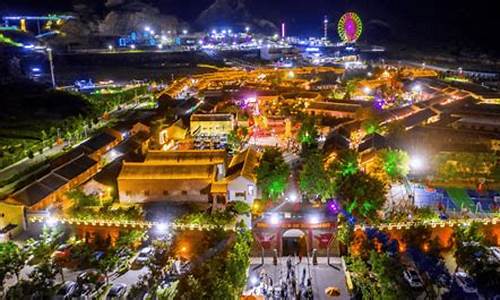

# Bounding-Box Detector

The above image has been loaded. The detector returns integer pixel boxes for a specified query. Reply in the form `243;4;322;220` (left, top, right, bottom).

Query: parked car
454;272;478;294
77;270;106;288
403;268;424;288
52;244;73;261
131;247;152;269
72;283;93;299
489;247;500;262
55;281;77;300
106;283;127;299
92;251;105;262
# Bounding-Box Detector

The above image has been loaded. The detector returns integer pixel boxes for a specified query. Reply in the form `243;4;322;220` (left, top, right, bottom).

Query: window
182;191;188;195
235;192;246;198
248;185;255;196
163;190;169;196
144;190;150;196
125;191;131;196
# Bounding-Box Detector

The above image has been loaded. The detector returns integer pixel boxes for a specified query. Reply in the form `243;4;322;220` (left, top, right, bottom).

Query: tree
327;150;386;220
157;280;179;300
29;261;57;298
226;201;251;216
328;149;360;178
96;251;119;284
0;242;27;288
256;147;290;201
66;188;100;208
335;172;387;220
369;251;410;299
299;150;334;200
368;148;410;184
297;116;318;152
227;128;247;153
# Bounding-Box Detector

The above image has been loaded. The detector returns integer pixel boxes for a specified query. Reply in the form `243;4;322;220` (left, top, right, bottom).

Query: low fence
28;215;236;232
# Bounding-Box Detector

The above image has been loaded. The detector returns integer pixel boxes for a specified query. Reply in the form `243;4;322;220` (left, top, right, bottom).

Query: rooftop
80;132;117;152
118;163;216;180
11;182;53;206
190;113;233;122
145;149;226;165
53;155;97;180
226;147;261;182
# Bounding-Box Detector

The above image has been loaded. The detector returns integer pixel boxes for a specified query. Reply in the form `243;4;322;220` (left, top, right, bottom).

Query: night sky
1;0;499;55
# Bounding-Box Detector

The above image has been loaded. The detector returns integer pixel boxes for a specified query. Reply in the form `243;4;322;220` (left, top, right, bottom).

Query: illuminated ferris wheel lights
338;12;363;43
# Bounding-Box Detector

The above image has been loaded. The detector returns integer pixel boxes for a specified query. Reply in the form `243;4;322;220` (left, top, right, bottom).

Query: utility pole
47;48;56;88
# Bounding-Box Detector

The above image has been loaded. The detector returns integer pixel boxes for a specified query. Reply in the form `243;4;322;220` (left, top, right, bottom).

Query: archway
282;229;306;257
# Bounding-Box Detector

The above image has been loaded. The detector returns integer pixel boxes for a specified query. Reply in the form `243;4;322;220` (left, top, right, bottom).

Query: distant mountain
195;0;278;34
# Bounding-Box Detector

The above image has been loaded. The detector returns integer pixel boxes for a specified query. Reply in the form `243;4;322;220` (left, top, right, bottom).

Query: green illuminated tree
370;148;410;184
256;147;290;201
328;150;387;219
297;116;318;153
328;149;360;178
299;150;334;200
335;171;386;220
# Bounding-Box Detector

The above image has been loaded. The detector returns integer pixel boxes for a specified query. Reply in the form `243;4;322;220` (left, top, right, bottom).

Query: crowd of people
251;256;314;299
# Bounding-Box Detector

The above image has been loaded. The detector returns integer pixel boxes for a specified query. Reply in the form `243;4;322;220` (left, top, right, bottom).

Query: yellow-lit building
118;150;227;204
117;148;261;206
190;113;234;137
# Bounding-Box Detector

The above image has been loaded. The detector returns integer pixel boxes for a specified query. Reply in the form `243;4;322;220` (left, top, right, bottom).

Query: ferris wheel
337;12;363;43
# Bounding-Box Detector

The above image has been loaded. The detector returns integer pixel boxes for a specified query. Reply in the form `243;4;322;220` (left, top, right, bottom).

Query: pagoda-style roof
225;147;260;182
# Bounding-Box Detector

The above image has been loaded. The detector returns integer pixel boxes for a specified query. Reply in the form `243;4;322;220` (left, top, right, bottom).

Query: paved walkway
245;257;349;300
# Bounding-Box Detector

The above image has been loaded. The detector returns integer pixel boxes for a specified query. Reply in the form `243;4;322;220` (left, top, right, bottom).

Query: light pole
47;48;56;88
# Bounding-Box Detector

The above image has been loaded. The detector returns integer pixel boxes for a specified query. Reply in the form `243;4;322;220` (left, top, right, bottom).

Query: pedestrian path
245;256;348;300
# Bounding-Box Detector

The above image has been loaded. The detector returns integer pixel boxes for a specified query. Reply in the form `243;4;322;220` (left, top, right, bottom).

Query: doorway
282;229;306;256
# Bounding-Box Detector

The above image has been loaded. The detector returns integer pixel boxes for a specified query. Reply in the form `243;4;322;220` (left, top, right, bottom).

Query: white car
403;268;424;288
454;272;477;294
489;247;500;262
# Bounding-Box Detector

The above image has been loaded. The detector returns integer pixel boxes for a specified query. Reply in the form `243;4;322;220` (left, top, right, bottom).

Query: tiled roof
38;173;68;191
12;182;53;206
225;147;260;182
118;163;216;180
190;113;233;122
54;155;97;180
145;149;226;165
80;132;116;152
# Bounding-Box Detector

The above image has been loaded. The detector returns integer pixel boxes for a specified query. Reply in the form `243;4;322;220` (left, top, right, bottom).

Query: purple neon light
344;13;358;42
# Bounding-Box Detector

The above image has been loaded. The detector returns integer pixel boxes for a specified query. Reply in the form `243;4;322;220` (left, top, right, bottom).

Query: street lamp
156;222;169;234
308;214;321;225
412;84;422;93
269;213;280;225
46;48;56;88
363;86;371;95
182;29;188;35
45;216;58;227
245;26;250;33
130;44;136;50
108;44;113;51
410;155;424;171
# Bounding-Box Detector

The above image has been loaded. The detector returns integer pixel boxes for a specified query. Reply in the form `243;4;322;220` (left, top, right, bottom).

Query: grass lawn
445;187;475;211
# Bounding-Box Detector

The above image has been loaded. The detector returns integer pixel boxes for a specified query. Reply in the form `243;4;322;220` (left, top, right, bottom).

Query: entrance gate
281;229;305;256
